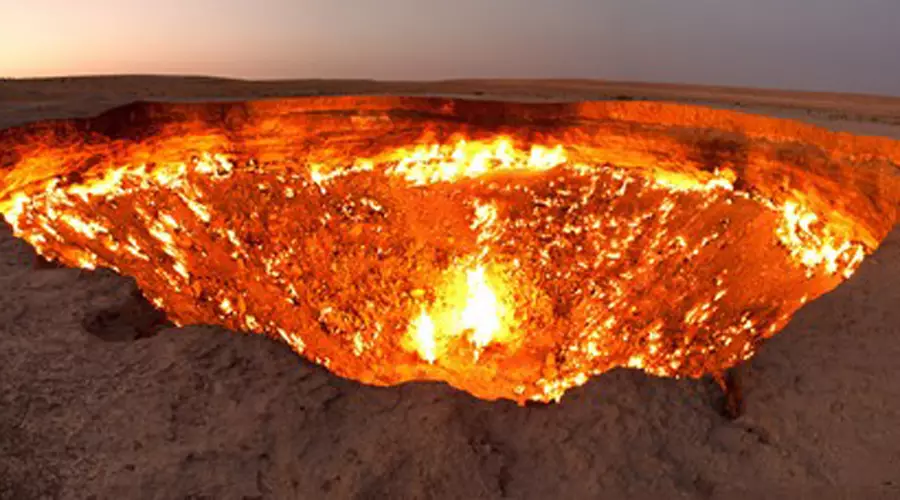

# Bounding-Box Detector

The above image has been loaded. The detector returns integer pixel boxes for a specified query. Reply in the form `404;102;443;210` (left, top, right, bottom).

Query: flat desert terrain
0;77;898;499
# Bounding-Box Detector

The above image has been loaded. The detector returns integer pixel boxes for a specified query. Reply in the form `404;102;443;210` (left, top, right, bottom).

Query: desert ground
1;77;898;499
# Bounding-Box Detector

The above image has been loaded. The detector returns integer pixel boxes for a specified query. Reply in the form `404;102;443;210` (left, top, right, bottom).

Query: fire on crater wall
1;97;897;402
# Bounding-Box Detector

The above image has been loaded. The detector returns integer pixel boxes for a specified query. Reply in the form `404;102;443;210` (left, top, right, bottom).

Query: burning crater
1;97;897;402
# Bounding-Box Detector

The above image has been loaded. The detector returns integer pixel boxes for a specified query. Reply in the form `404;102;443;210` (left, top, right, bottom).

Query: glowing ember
406;308;436;364
776;201;866;278
460;265;504;349
0;97;897;403
404;260;513;364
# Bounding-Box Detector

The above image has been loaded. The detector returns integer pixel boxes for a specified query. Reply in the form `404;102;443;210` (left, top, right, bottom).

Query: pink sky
2;0;898;95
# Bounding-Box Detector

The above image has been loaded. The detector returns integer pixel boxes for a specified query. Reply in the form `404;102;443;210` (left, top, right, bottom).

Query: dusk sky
1;0;898;95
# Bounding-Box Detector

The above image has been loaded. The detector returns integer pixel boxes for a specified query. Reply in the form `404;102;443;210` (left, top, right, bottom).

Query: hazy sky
1;0;898;95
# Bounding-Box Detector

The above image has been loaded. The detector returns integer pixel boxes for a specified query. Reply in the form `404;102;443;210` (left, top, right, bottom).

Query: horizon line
2;73;899;100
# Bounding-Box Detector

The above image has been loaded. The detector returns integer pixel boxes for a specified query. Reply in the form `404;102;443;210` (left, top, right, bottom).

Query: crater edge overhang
0;96;897;403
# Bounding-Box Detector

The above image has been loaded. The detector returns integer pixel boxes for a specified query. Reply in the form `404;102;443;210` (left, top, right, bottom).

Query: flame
405;262;511;363
407;309;437;364
384;137;567;185
460;265;505;349
0;100;886;404
776;201;866;278
651;168;736;192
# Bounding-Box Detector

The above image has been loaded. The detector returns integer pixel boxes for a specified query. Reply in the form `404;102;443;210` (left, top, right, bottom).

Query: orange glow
0;97;896;403
406;308;437;364
460;265;505;349
776;201;866;278
384;138;567;185
404;260;514;364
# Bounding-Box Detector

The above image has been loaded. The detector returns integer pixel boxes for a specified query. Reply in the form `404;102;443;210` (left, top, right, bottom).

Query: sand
0;77;898;499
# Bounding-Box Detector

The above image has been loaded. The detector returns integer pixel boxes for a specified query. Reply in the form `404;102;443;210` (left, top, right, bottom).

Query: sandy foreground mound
1;222;898;499
0;78;898;499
